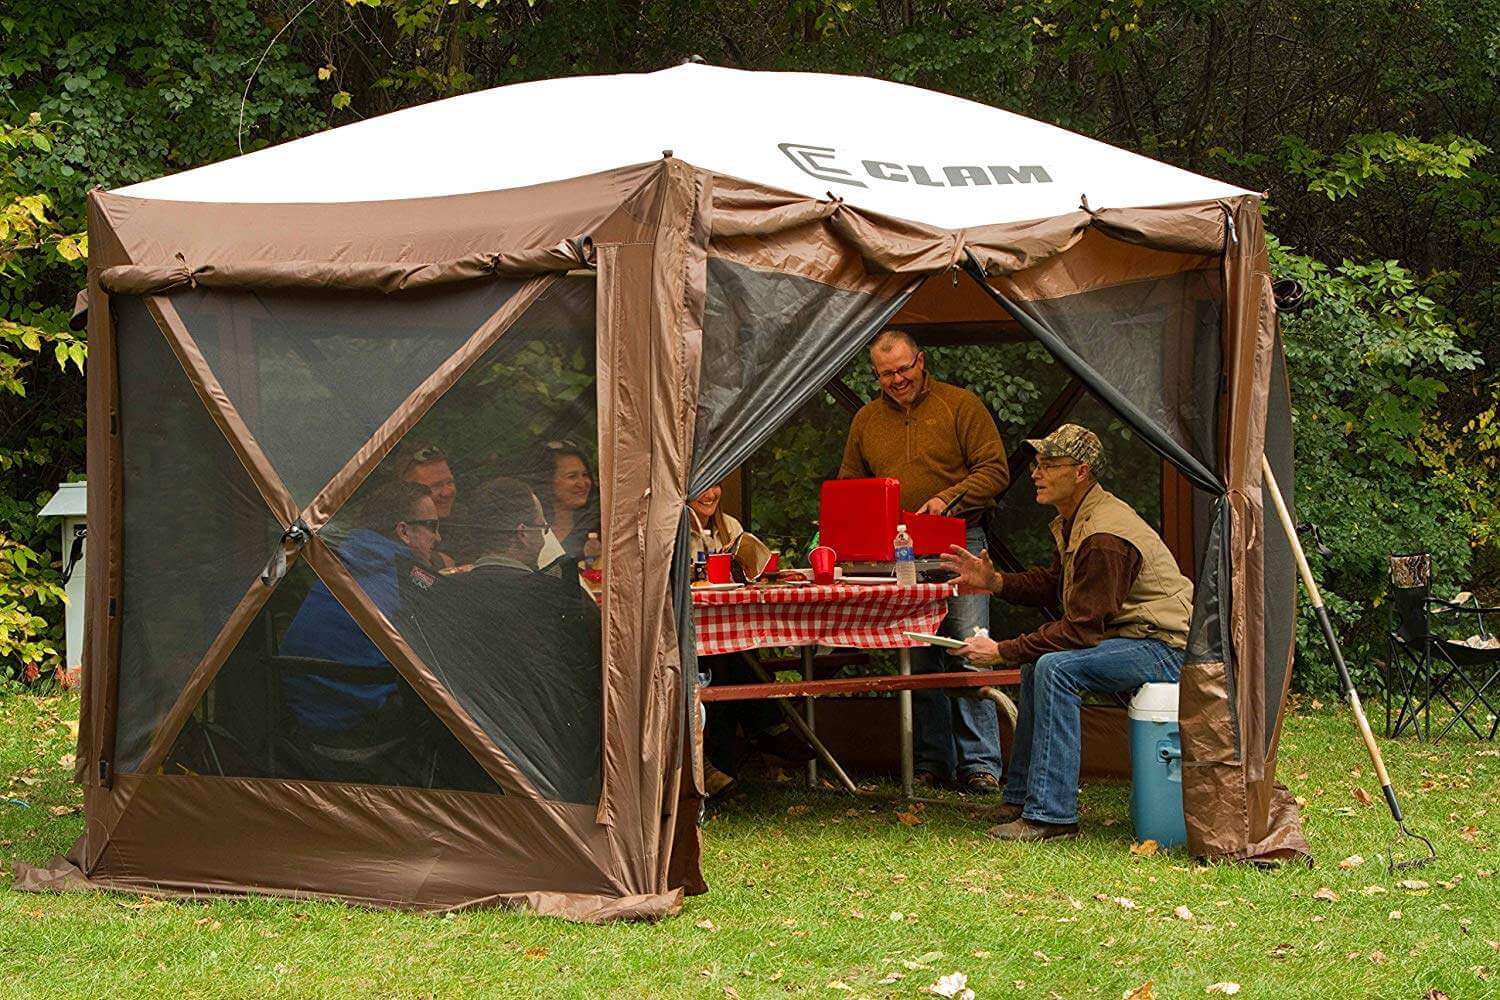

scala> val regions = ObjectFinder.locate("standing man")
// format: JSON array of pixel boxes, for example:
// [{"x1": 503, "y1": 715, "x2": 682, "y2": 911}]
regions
[
  {"x1": 942, "y1": 425, "x2": 1193, "y2": 841},
  {"x1": 839, "y1": 329, "x2": 1009, "y2": 794}
]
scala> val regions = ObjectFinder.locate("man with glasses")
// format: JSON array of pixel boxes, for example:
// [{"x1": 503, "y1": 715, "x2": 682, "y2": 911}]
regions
[
  {"x1": 838, "y1": 329, "x2": 1009, "y2": 795},
  {"x1": 405, "y1": 476, "x2": 603, "y2": 803},
  {"x1": 941, "y1": 424, "x2": 1193, "y2": 842}
]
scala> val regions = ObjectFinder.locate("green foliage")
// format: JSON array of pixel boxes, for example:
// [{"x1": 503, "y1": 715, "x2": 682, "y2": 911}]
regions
[{"x1": 1273, "y1": 236, "x2": 1496, "y2": 693}]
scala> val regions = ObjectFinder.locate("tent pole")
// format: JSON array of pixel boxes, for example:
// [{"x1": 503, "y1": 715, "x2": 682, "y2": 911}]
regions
[{"x1": 1261, "y1": 455, "x2": 1435, "y2": 872}]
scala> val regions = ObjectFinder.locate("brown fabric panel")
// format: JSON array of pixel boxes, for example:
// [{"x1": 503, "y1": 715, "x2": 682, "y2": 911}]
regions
[
  {"x1": 1177, "y1": 659, "x2": 1246, "y2": 855},
  {"x1": 99, "y1": 244, "x2": 585, "y2": 296},
  {"x1": 71, "y1": 774, "x2": 630, "y2": 910},
  {"x1": 301, "y1": 275, "x2": 558, "y2": 532},
  {"x1": 711, "y1": 185, "x2": 839, "y2": 238},
  {"x1": 93, "y1": 164, "x2": 656, "y2": 268},
  {"x1": 1089, "y1": 200, "x2": 1228, "y2": 256},
  {"x1": 297, "y1": 539, "x2": 540, "y2": 801},
  {"x1": 655, "y1": 166, "x2": 711, "y2": 892},
  {"x1": 964, "y1": 212, "x2": 1092, "y2": 276},
  {"x1": 997, "y1": 227, "x2": 1218, "y2": 304},
  {"x1": 12, "y1": 852, "x2": 682, "y2": 922},
  {"x1": 132, "y1": 568, "x2": 287, "y2": 775},
  {"x1": 83, "y1": 192, "x2": 132, "y2": 799},
  {"x1": 144, "y1": 296, "x2": 298, "y2": 527}
]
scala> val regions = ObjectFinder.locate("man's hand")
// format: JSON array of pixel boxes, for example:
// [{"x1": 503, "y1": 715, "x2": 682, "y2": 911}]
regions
[
  {"x1": 940, "y1": 544, "x2": 1000, "y2": 594},
  {"x1": 951, "y1": 634, "x2": 1005, "y2": 668},
  {"x1": 916, "y1": 496, "x2": 949, "y2": 516}
]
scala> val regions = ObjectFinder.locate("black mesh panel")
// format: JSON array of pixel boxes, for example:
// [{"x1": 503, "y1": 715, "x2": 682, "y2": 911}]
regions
[
  {"x1": 1004, "y1": 269, "x2": 1223, "y2": 471},
  {"x1": 161, "y1": 560, "x2": 501, "y2": 793},
  {"x1": 115, "y1": 296, "x2": 282, "y2": 773},
  {"x1": 1262, "y1": 326, "x2": 1297, "y2": 751},
  {"x1": 173, "y1": 280, "x2": 527, "y2": 504},
  {"x1": 324, "y1": 278, "x2": 602, "y2": 804}
]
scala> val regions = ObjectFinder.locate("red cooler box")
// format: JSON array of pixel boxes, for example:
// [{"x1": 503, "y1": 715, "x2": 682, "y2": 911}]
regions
[{"x1": 819, "y1": 478, "x2": 967, "y2": 562}]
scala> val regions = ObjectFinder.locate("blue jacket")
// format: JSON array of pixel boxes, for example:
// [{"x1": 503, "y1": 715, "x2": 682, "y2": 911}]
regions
[{"x1": 280, "y1": 529, "x2": 410, "y2": 730}]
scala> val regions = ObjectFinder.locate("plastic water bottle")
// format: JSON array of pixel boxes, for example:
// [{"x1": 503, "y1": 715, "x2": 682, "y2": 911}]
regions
[
  {"x1": 893, "y1": 523, "x2": 917, "y2": 586},
  {"x1": 582, "y1": 531, "x2": 602, "y2": 571}
]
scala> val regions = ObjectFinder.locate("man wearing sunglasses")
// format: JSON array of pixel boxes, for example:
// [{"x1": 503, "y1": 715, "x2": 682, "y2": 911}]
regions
[
  {"x1": 839, "y1": 329, "x2": 1009, "y2": 795},
  {"x1": 941, "y1": 424, "x2": 1193, "y2": 842}
]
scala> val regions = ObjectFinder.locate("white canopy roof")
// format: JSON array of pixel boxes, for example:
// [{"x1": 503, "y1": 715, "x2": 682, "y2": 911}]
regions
[{"x1": 115, "y1": 64, "x2": 1250, "y2": 229}]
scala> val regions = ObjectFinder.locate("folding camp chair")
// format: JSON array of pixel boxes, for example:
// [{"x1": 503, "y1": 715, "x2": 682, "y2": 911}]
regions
[{"x1": 1384, "y1": 553, "x2": 1500, "y2": 742}]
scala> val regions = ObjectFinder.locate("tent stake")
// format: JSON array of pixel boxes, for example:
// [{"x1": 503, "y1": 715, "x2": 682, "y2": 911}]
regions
[{"x1": 1261, "y1": 455, "x2": 1436, "y2": 872}]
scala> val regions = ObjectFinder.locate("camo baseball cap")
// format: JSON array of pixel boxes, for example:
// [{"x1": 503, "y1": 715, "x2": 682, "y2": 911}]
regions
[{"x1": 1026, "y1": 423, "x2": 1103, "y2": 469}]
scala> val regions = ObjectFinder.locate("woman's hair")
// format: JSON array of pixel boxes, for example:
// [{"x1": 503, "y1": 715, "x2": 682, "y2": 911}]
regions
[{"x1": 538, "y1": 440, "x2": 595, "y2": 518}]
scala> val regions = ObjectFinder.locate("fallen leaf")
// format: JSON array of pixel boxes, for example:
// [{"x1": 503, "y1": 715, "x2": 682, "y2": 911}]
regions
[
  {"x1": 896, "y1": 809, "x2": 924, "y2": 827},
  {"x1": 1352, "y1": 787, "x2": 1374, "y2": 806},
  {"x1": 524, "y1": 946, "x2": 548, "y2": 959},
  {"x1": 1459, "y1": 826, "x2": 1480, "y2": 842},
  {"x1": 972, "y1": 949, "x2": 990, "y2": 958},
  {"x1": 1112, "y1": 896, "x2": 1139, "y2": 910},
  {"x1": 827, "y1": 980, "x2": 852, "y2": 992},
  {"x1": 695, "y1": 919, "x2": 716, "y2": 931},
  {"x1": 1032, "y1": 950, "x2": 1051, "y2": 964},
  {"x1": 48, "y1": 804, "x2": 80, "y2": 816},
  {"x1": 787, "y1": 804, "x2": 810, "y2": 817},
  {"x1": 1360, "y1": 885, "x2": 1388, "y2": 896},
  {"x1": 878, "y1": 971, "x2": 904, "y2": 985},
  {"x1": 1389, "y1": 910, "x2": 1402, "y2": 920},
  {"x1": 1174, "y1": 905, "x2": 1195, "y2": 922},
  {"x1": 723, "y1": 989, "x2": 739, "y2": 1000},
  {"x1": 1123, "y1": 982, "x2": 1155, "y2": 1000},
  {"x1": 930, "y1": 972, "x2": 973, "y2": 1000},
  {"x1": 1369, "y1": 950, "x2": 1388, "y2": 964},
  {"x1": 1205, "y1": 985, "x2": 1241, "y2": 996},
  {"x1": 1397, "y1": 879, "x2": 1430, "y2": 891},
  {"x1": 58, "y1": 754, "x2": 76, "y2": 769},
  {"x1": 889, "y1": 911, "x2": 905, "y2": 922},
  {"x1": 1423, "y1": 990, "x2": 1452, "y2": 1000},
  {"x1": 1130, "y1": 839, "x2": 1160, "y2": 857},
  {"x1": 1338, "y1": 854, "x2": 1365, "y2": 870}
]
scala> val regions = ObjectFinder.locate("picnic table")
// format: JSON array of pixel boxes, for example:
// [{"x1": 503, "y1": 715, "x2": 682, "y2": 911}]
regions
[{"x1": 691, "y1": 581, "x2": 1021, "y2": 797}]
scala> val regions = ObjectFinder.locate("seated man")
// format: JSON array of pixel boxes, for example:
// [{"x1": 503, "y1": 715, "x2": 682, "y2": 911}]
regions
[
  {"x1": 403, "y1": 477, "x2": 603, "y2": 804},
  {"x1": 688, "y1": 483, "x2": 811, "y2": 797},
  {"x1": 393, "y1": 441, "x2": 458, "y2": 568},
  {"x1": 280, "y1": 480, "x2": 442, "y2": 734},
  {"x1": 942, "y1": 424, "x2": 1193, "y2": 842}
]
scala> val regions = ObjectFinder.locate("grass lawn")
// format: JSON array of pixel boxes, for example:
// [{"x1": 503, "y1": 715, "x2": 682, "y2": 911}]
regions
[{"x1": 1, "y1": 692, "x2": 1495, "y2": 999}]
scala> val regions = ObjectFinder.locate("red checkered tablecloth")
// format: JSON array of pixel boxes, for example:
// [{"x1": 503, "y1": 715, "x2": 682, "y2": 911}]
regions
[{"x1": 692, "y1": 582, "x2": 956, "y2": 656}]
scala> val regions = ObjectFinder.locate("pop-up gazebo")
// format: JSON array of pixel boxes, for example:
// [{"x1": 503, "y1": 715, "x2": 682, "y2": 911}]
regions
[{"x1": 25, "y1": 63, "x2": 1306, "y2": 920}]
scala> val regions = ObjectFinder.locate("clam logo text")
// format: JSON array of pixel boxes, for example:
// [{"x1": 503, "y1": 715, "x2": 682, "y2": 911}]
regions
[{"x1": 778, "y1": 142, "x2": 1053, "y2": 190}]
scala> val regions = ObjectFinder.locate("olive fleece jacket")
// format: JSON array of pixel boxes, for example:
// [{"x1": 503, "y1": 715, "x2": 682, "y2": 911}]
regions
[{"x1": 837, "y1": 376, "x2": 1009, "y2": 522}]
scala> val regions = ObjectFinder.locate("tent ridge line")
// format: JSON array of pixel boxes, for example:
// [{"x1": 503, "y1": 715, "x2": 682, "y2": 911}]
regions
[
  {"x1": 99, "y1": 242, "x2": 592, "y2": 296},
  {"x1": 300, "y1": 274, "x2": 559, "y2": 534}
]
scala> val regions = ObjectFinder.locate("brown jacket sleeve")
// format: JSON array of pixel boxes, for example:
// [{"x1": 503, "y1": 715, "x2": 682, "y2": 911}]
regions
[
  {"x1": 994, "y1": 533, "x2": 1142, "y2": 664},
  {"x1": 837, "y1": 408, "x2": 871, "y2": 480},
  {"x1": 933, "y1": 391, "x2": 1008, "y2": 510},
  {"x1": 997, "y1": 550, "x2": 1062, "y2": 608}
]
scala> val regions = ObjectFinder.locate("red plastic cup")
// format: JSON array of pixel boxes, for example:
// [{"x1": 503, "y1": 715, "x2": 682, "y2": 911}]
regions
[
  {"x1": 762, "y1": 552, "x2": 780, "y2": 576},
  {"x1": 706, "y1": 552, "x2": 733, "y2": 584},
  {"x1": 809, "y1": 545, "x2": 836, "y2": 585}
]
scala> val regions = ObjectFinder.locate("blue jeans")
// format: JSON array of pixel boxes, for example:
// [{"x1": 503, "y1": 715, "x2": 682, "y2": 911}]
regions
[
  {"x1": 1004, "y1": 636, "x2": 1184, "y2": 824},
  {"x1": 912, "y1": 526, "x2": 1002, "y2": 781}
]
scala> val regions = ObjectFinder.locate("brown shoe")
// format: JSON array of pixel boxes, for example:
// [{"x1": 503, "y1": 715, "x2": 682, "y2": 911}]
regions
[
  {"x1": 958, "y1": 772, "x2": 1001, "y2": 796},
  {"x1": 913, "y1": 770, "x2": 948, "y2": 790},
  {"x1": 988, "y1": 801, "x2": 1024, "y2": 824},
  {"x1": 703, "y1": 763, "x2": 737, "y2": 798},
  {"x1": 985, "y1": 818, "x2": 1079, "y2": 842}
]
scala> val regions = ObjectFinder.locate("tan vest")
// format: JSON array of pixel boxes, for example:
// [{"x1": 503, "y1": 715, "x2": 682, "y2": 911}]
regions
[{"x1": 1052, "y1": 485, "x2": 1194, "y2": 649}]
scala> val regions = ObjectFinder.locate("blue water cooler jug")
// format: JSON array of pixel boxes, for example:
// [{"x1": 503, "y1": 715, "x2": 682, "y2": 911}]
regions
[{"x1": 1128, "y1": 682, "x2": 1186, "y2": 848}]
